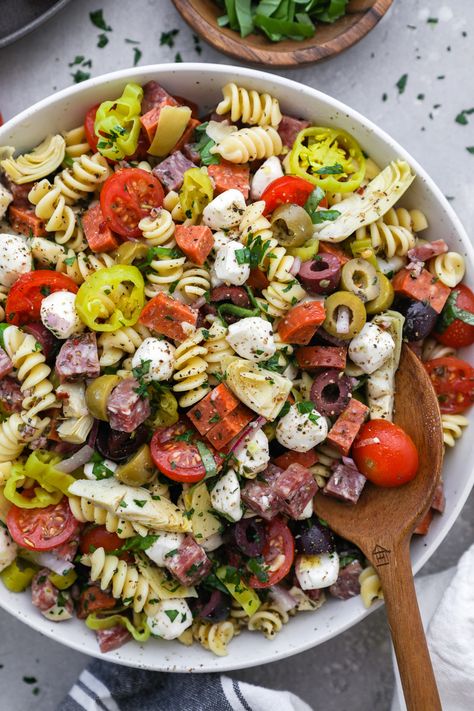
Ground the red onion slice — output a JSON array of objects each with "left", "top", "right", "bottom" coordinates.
[
  {"left": 32, "top": 552, "right": 75, "bottom": 576},
  {"left": 268, "top": 585, "right": 297, "bottom": 612},
  {"left": 289, "top": 257, "right": 302, "bottom": 276},
  {"left": 55, "top": 444, "right": 94, "bottom": 473},
  {"left": 229, "top": 416, "right": 267, "bottom": 456}
]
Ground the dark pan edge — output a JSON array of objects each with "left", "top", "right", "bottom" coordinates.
[{"left": 0, "top": 0, "right": 72, "bottom": 49}]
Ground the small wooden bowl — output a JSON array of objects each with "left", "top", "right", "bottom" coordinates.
[{"left": 172, "top": 0, "right": 394, "bottom": 67}]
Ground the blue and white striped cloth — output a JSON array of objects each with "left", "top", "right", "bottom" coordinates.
[{"left": 59, "top": 660, "right": 313, "bottom": 711}]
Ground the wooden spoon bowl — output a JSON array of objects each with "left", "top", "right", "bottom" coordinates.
[
  {"left": 172, "top": 0, "right": 394, "bottom": 67},
  {"left": 315, "top": 344, "right": 444, "bottom": 710}
]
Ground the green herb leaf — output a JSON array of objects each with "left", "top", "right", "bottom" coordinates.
[
  {"left": 160, "top": 29, "right": 179, "bottom": 47},
  {"left": 97, "top": 33, "right": 109, "bottom": 48},
  {"left": 196, "top": 440, "right": 217, "bottom": 480},
  {"left": 110, "top": 534, "right": 159, "bottom": 556},
  {"left": 133, "top": 48, "right": 142, "bottom": 66},
  {"left": 311, "top": 209, "right": 341, "bottom": 224},
  {"left": 455, "top": 108, "right": 474, "bottom": 125},
  {"left": 165, "top": 608, "right": 179, "bottom": 622},
  {"left": 89, "top": 9, "right": 112, "bottom": 32},
  {"left": 71, "top": 70, "right": 91, "bottom": 84},
  {"left": 315, "top": 163, "right": 343, "bottom": 174},
  {"left": 396, "top": 73, "right": 408, "bottom": 94}
]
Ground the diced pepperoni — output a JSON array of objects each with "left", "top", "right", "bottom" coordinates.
[
  {"left": 324, "top": 460, "right": 367, "bottom": 504},
  {"left": 207, "top": 161, "right": 250, "bottom": 199},
  {"left": 273, "top": 463, "right": 318, "bottom": 519},
  {"left": 31, "top": 569, "right": 58, "bottom": 612},
  {"left": 246, "top": 268, "right": 270, "bottom": 290},
  {"left": 188, "top": 383, "right": 240, "bottom": 436},
  {"left": 326, "top": 399, "right": 369, "bottom": 456},
  {"left": 0, "top": 346, "right": 13, "bottom": 378},
  {"left": 183, "top": 142, "right": 201, "bottom": 164},
  {"left": 173, "top": 118, "right": 201, "bottom": 155},
  {"left": 329, "top": 560, "right": 363, "bottom": 600},
  {"left": 55, "top": 333, "right": 100, "bottom": 382},
  {"left": 241, "top": 465, "right": 283, "bottom": 520},
  {"left": 278, "top": 301, "right": 326, "bottom": 345},
  {"left": 273, "top": 449, "right": 318, "bottom": 470},
  {"left": 318, "top": 243, "right": 350, "bottom": 267},
  {"left": 141, "top": 81, "right": 178, "bottom": 114},
  {"left": 278, "top": 115, "right": 311, "bottom": 148},
  {"left": 82, "top": 203, "right": 119, "bottom": 253},
  {"left": 166, "top": 536, "right": 212, "bottom": 586},
  {"left": 431, "top": 482, "right": 445, "bottom": 514},
  {"left": 96, "top": 625, "right": 132, "bottom": 653},
  {"left": 1, "top": 176, "right": 33, "bottom": 207},
  {"left": 139, "top": 292, "right": 197, "bottom": 342},
  {"left": 0, "top": 377, "right": 23, "bottom": 413},
  {"left": 141, "top": 98, "right": 177, "bottom": 143},
  {"left": 296, "top": 345, "right": 347, "bottom": 371},
  {"left": 392, "top": 268, "right": 451, "bottom": 314},
  {"left": 206, "top": 404, "right": 254, "bottom": 450},
  {"left": 77, "top": 585, "right": 117, "bottom": 619},
  {"left": 152, "top": 151, "right": 195, "bottom": 192},
  {"left": 107, "top": 378, "right": 151, "bottom": 433},
  {"left": 407, "top": 240, "right": 448, "bottom": 263},
  {"left": 8, "top": 206, "right": 47, "bottom": 237},
  {"left": 175, "top": 225, "right": 214, "bottom": 266}
]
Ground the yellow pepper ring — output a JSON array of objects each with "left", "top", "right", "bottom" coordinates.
[
  {"left": 289, "top": 126, "right": 366, "bottom": 193},
  {"left": 179, "top": 167, "right": 213, "bottom": 224},
  {"left": 75, "top": 265, "right": 145, "bottom": 333},
  {"left": 94, "top": 82, "right": 143, "bottom": 160}
]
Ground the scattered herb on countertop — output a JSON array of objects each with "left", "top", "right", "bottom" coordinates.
[
  {"left": 125, "top": 38, "right": 140, "bottom": 44},
  {"left": 68, "top": 55, "right": 85, "bottom": 67},
  {"left": 417, "top": 93, "right": 425, "bottom": 100},
  {"left": 160, "top": 29, "right": 180, "bottom": 47},
  {"left": 133, "top": 47, "right": 142, "bottom": 66},
  {"left": 396, "top": 74, "right": 408, "bottom": 94},
  {"left": 97, "top": 33, "right": 109, "bottom": 48},
  {"left": 71, "top": 69, "right": 91, "bottom": 84},
  {"left": 455, "top": 108, "right": 474, "bottom": 126},
  {"left": 215, "top": 0, "right": 349, "bottom": 43},
  {"left": 467, "top": 147, "right": 474, "bottom": 154},
  {"left": 193, "top": 34, "right": 203, "bottom": 54},
  {"left": 427, "top": 17, "right": 438, "bottom": 24},
  {"left": 89, "top": 9, "right": 112, "bottom": 32},
  {"left": 175, "top": 52, "right": 183, "bottom": 63},
  {"left": 22, "top": 676, "right": 37, "bottom": 685}
]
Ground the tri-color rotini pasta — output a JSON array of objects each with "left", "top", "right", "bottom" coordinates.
[{"left": 0, "top": 78, "right": 471, "bottom": 657}]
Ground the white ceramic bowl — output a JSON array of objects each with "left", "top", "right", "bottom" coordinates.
[{"left": 1, "top": 63, "right": 473, "bottom": 672}]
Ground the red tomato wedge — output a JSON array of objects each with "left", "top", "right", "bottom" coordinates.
[
  {"left": 436, "top": 284, "right": 474, "bottom": 348},
  {"left": 150, "top": 420, "right": 221, "bottom": 483},
  {"left": 352, "top": 420, "right": 419, "bottom": 488},
  {"left": 248, "top": 518, "right": 295, "bottom": 589},
  {"left": 5, "top": 271, "right": 78, "bottom": 326},
  {"left": 261, "top": 175, "right": 315, "bottom": 215},
  {"left": 425, "top": 356, "right": 474, "bottom": 414},
  {"left": 79, "top": 527, "right": 124, "bottom": 555},
  {"left": 100, "top": 168, "right": 164, "bottom": 238},
  {"left": 7, "top": 497, "right": 77, "bottom": 551},
  {"left": 84, "top": 104, "right": 100, "bottom": 153}
]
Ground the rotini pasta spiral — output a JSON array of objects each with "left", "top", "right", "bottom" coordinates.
[
  {"left": 384, "top": 207, "right": 428, "bottom": 233},
  {"left": 192, "top": 619, "right": 237, "bottom": 656},
  {"left": 3, "top": 326, "right": 57, "bottom": 419},
  {"left": 63, "top": 126, "right": 91, "bottom": 159},
  {"left": 203, "top": 321, "right": 235, "bottom": 377},
  {"left": 173, "top": 331, "right": 210, "bottom": 408},
  {"left": 441, "top": 414, "right": 469, "bottom": 448},
  {"left": 0, "top": 286, "right": 7, "bottom": 323},
  {"left": 421, "top": 338, "right": 456, "bottom": 362},
  {"left": 1, "top": 134, "right": 66, "bottom": 184},
  {"left": 31, "top": 237, "right": 115, "bottom": 284},
  {"left": 239, "top": 201, "right": 295, "bottom": 283},
  {"left": 68, "top": 496, "right": 138, "bottom": 538},
  {"left": 28, "top": 180, "right": 85, "bottom": 250},
  {"left": 355, "top": 218, "right": 415, "bottom": 258},
  {"left": 175, "top": 263, "right": 211, "bottom": 302},
  {"left": 52, "top": 152, "right": 110, "bottom": 203},
  {"left": 429, "top": 251, "right": 466, "bottom": 288},
  {"left": 139, "top": 208, "right": 176, "bottom": 247},
  {"left": 216, "top": 83, "right": 282, "bottom": 127},
  {"left": 162, "top": 192, "right": 185, "bottom": 223},
  {"left": 258, "top": 280, "right": 306, "bottom": 318},
  {"left": 310, "top": 443, "right": 341, "bottom": 488},
  {"left": 0, "top": 412, "right": 44, "bottom": 463},
  {"left": 230, "top": 598, "right": 250, "bottom": 626},
  {"left": 145, "top": 252, "right": 186, "bottom": 298},
  {"left": 98, "top": 324, "right": 152, "bottom": 367},
  {"left": 83, "top": 547, "right": 154, "bottom": 613},
  {"left": 359, "top": 566, "right": 383, "bottom": 608},
  {"left": 247, "top": 602, "right": 289, "bottom": 639},
  {"left": 211, "top": 126, "right": 283, "bottom": 164}
]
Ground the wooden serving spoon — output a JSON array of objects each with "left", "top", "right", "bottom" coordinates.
[{"left": 314, "top": 344, "right": 443, "bottom": 711}]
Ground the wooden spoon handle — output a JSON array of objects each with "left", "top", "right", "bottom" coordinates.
[{"left": 375, "top": 538, "right": 442, "bottom": 711}]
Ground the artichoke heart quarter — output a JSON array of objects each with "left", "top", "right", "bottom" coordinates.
[{"left": 225, "top": 357, "right": 292, "bottom": 420}]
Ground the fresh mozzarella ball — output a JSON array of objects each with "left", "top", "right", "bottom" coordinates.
[
  {"left": 214, "top": 240, "right": 250, "bottom": 286},
  {"left": 40, "top": 291, "right": 84, "bottom": 339},
  {"left": 0, "top": 184, "right": 13, "bottom": 221},
  {"left": 235, "top": 429, "right": 270, "bottom": 478},
  {"left": 131, "top": 338, "right": 175, "bottom": 382},
  {"left": 42, "top": 598, "right": 74, "bottom": 621},
  {"left": 201, "top": 533, "right": 223, "bottom": 552},
  {"left": 0, "top": 233, "right": 32, "bottom": 287},
  {"left": 250, "top": 156, "right": 284, "bottom": 200},
  {"left": 202, "top": 189, "right": 246, "bottom": 230},
  {"left": 83, "top": 458, "right": 117, "bottom": 480},
  {"left": 348, "top": 322, "right": 396, "bottom": 375},
  {"left": 295, "top": 499, "right": 313, "bottom": 521},
  {"left": 295, "top": 552, "right": 340, "bottom": 590},
  {"left": 211, "top": 230, "right": 232, "bottom": 254},
  {"left": 0, "top": 526, "right": 17, "bottom": 572},
  {"left": 147, "top": 599, "right": 192, "bottom": 640},
  {"left": 145, "top": 532, "right": 185, "bottom": 567},
  {"left": 226, "top": 317, "right": 276, "bottom": 362},
  {"left": 276, "top": 403, "right": 328, "bottom": 453},
  {"left": 210, "top": 468, "right": 242, "bottom": 522}
]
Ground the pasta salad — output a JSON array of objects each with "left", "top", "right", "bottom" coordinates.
[{"left": 0, "top": 80, "right": 472, "bottom": 657}]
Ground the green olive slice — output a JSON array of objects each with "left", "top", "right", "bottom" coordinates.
[
  {"left": 85, "top": 375, "right": 121, "bottom": 421},
  {"left": 115, "top": 444, "right": 155, "bottom": 486},
  {"left": 270, "top": 204, "right": 314, "bottom": 247},
  {"left": 341, "top": 258, "right": 380, "bottom": 303},
  {"left": 324, "top": 291, "right": 366, "bottom": 340}
]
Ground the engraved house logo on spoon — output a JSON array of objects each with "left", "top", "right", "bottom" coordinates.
[{"left": 372, "top": 544, "right": 391, "bottom": 566}]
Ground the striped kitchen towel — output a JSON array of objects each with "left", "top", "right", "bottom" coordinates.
[{"left": 58, "top": 660, "right": 313, "bottom": 711}]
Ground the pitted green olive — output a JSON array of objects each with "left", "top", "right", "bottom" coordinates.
[
  {"left": 85, "top": 375, "right": 121, "bottom": 421},
  {"left": 365, "top": 273, "right": 394, "bottom": 315},
  {"left": 270, "top": 204, "right": 314, "bottom": 247},
  {"left": 115, "top": 444, "right": 155, "bottom": 486},
  {"left": 324, "top": 291, "right": 366, "bottom": 340},
  {"left": 115, "top": 241, "right": 149, "bottom": 265},
  {"left": 341, "top": 258, "right": 380, "bottom": 303},
  {"left": 150, "top": 390, "right": 179, "bottom": 428}
]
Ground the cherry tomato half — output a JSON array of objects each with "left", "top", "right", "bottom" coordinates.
[
  {"left": 425, "top": 356, "right": 474, "bottom": 414},
  {"left": 150, "top": 420, "right": 221, "bottom": 483},
  {"left": 100, "top": 168, "right": 164, "bottom": 239},
  {"left": 7, "top": 497, "right": 77, "bottom": 551},
  {"left": 84, "top": 104, "right": 100, "bottom": 153},
  {"left": 5, "top": 271, "right": 78, "bottom": 326},
  {"left": 352, "top": 420, "right": 419, "bottom": 488},
  {"left": 248, "top": 518, "right": 295, "bottom": 589},
  {"left": 261, "top": 175, "right": 316, "bottom": 215},
  {"left": 79, "top": 527, "right": 123, "bottom": 555},
  {"left": 436, "top": 284, "right": 474, "bottom": 349}
]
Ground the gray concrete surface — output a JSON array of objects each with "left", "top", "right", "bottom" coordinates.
[{"left": 0, "top": 1, "right": 473, "bottom": 709}]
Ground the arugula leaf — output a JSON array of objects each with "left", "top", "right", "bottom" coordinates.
[{"left": 89, "top": 9, "right": 112, "bottom": 32}]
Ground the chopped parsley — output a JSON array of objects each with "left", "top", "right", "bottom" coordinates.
[
  {"left": 315, "top": 163, "right": 343, "bottom": 175},
  {"left": 97, "top": 33, "right": 109, "bottom": 48},
  {"left": 467, "top": 147, "right": 474, "bottom": 154},
  {"left": 296, "top": 400, "right": 320, "bottom": 425},
  {"left": 89, "top": 9, "right": 112, "bottom": 31},
  {"left": 165, "top": 608, "right": 179, "bottom": 622},
  {"left": 109, "top": 534, "right": 159, "bottom": 555},
  {"left": 247, "top": 556, "right": 269, "bottom": 583},
  {"left": 133, "top": 48, "right": 142, "bottom": 66},
  {"left": 455, "top": 108, "right": 474, "bottom": 126},
  {"left": 175, "top": 429, "right": 195, "bottom": 443},
  {"left": 40, "top": 285, "right": 51, "bottom": 296},
  {"left": 174, "top": 52, "right": 183, "bottom": 63},
  {"left": 132, "top": 359, "right": 151, "bottom": 398},
  {"left": 396, "top": 73, "right": 408, "bottom": 95},
  {"left": 194, "top": 122, "right": 220, "bottom": 166},
  {"left": 63, "top": 255, "right": 76, "bottom": 266},
  {"left": 89, "top": 452, "right": 115, "bottom": 480},
  {"left": 72, "top": 69, "right": 91, "bottom": 84},
  {"left": 160, "top": 29, "right": 180, "bottom": 47},
  {"left": 133, "top": 499, "right": 147, "bottom": 509}
]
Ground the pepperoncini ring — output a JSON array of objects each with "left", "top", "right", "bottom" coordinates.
[
  {"left": 75, "top": 265, "right": 145, "bottom": 332},
  {"left": 289, "top": 127, "right": 365, "bottom": 193},
  {"left": 86, "top": 611, "right": 151, "bottom": 642},
  {"left": 95, "top": 82, "right": 144, "bottom": 160},
  {"left": 4, "top": 451, "right": 75, "bottom": 509},
  {"left": 179, "top": 168, "right": 213, "bottom": 224}
]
